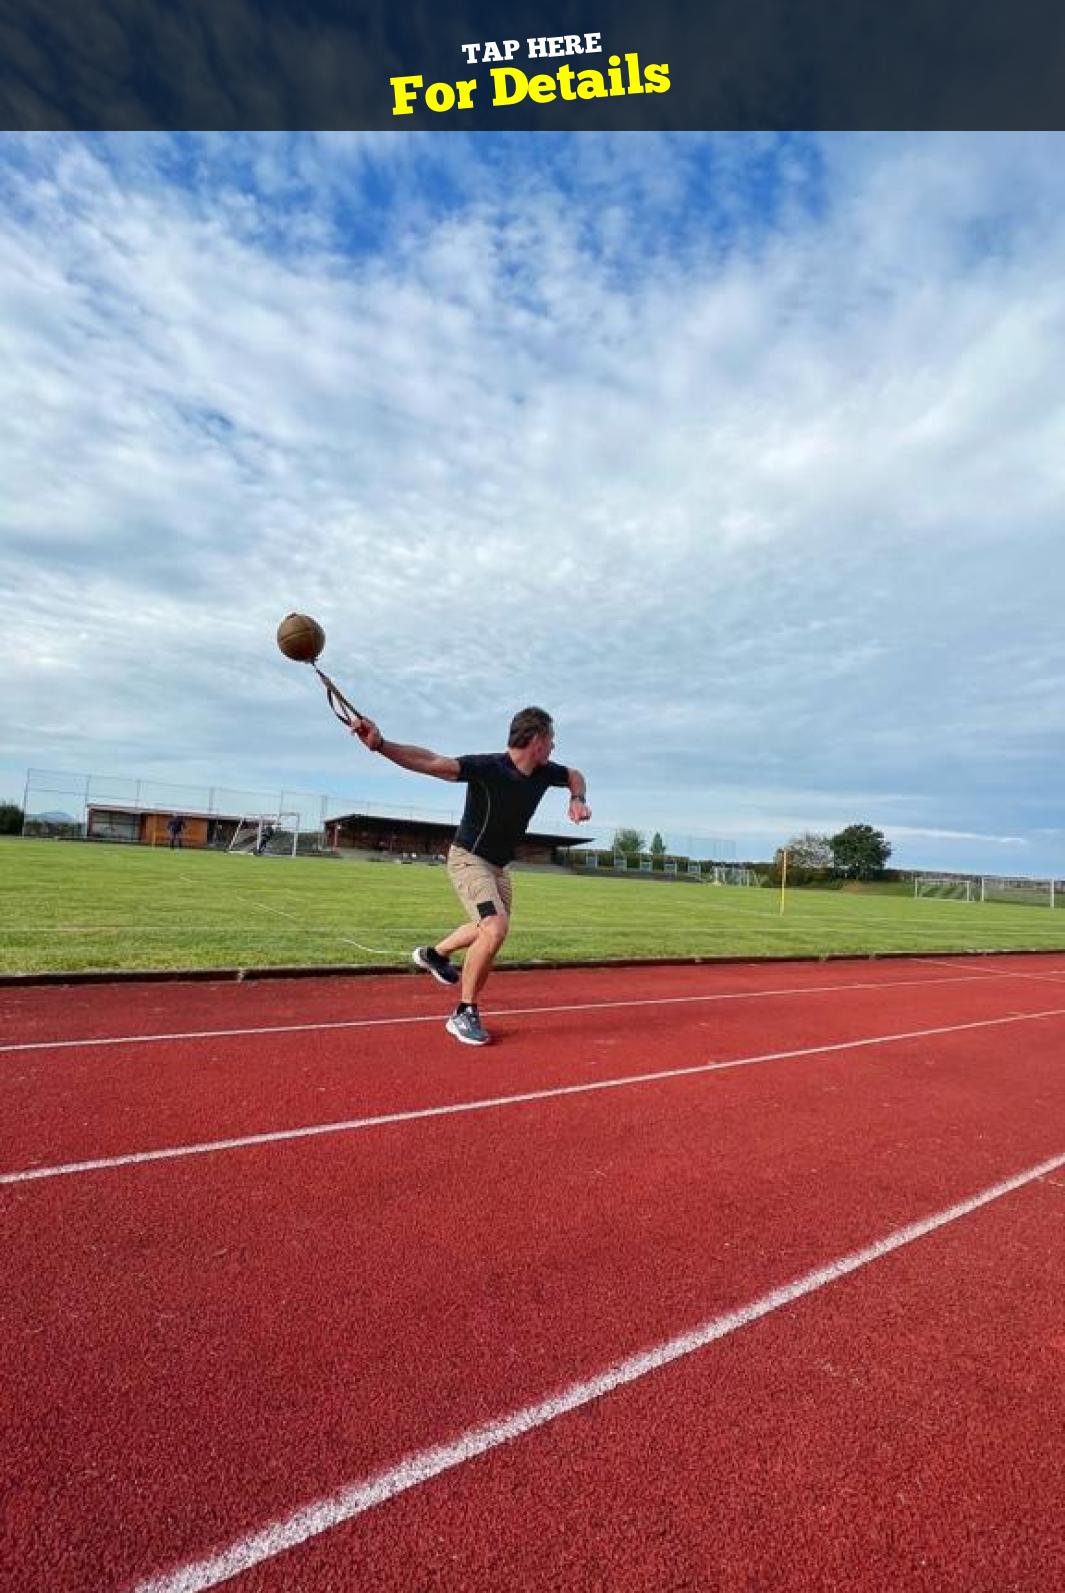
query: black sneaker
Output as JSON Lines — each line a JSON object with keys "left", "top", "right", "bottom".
{"left": 412, "top": 945, "right": 460, "bottom": 986}
{"left": 445, "top": 1005, "right": 491, "bottom": 1046}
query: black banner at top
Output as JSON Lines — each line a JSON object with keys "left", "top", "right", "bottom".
{"left": 2, "top": 0, "right": 1064, "bottom": 132}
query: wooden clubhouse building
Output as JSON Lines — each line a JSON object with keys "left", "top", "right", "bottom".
{"left": 80, "top": 802, "right": 592, "bottom": 865}
{"left": 85, "top": 802, "right": 245, "bottom": 849}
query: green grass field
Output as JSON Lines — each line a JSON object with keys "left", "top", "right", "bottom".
{"left": 3, "top": 837, "right": 1065, "bottom": 977}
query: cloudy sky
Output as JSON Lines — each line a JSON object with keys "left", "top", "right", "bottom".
{"left": 2, "top": 131, "right": 1064, "bottom": 872}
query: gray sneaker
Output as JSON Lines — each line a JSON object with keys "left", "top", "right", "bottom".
{"left": 446, "top": 1005, "right": 491, "bottom": 1046}
{"left": 412, "top": 945, "right": 460, "bottom": 986}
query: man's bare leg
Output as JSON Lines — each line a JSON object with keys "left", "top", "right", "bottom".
{"left": 435, "top": 921, "right": 479, "bottom": 959}
{"left": 458, "top": 918, "right": 508, "bottom": 1005}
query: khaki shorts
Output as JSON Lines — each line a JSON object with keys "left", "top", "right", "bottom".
{"left": 447, "top": 844, "right": 513, "bottom": 923}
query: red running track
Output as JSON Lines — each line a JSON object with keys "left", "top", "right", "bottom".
{"left": 2, "top": 955, "right": 1064, "bottom": 1591}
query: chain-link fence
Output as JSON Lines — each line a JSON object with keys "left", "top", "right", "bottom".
{"left": 19, "top": 767, "right": 464, "bottom": 850}
{"left": 18, "top": 766, "right": 749, "bottom": 870}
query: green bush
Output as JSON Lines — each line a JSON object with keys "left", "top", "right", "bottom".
{"left": 0, "top": 803, "right": 24, "bottom": 835}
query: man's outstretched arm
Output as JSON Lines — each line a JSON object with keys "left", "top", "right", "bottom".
{"left": 565, "top": 766, "right": 591, "bottom": 821}
{"left": 353, "top": 719, "right": 460, "bottom": 781}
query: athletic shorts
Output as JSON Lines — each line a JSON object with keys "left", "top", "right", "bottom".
{"left": 447, "top": 843, "right": 513, "bottom": 923}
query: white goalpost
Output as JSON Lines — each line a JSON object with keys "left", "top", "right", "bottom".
{"left": 978, "top": 875, "right": 1057, "bottom": 909}
{"left": 913, "top": 875, "right": 978, "bottom": 902}
{"left": 227, "top": 812, "right": 300, "bottom": 858}
{"left": 709, "top": 863, "right": 757, "bottom": 886}
{"left": 915, "top": 873, "right": 1057, "bottom": 908}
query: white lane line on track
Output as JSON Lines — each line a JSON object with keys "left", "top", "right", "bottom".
{"left": 129, "top": 1146, "right": 1065, "bottom": 1593}
{"left": 0, "top": 971, "right": 1022, "bottom": 1057}
{"left": 914, "top": 955, "right": 1065, "bottom": 987}
{"left": 6, "top": 1003, "right": 1065, "bottom": 1188}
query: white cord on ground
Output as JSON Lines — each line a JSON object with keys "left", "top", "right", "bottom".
{"left": 175, "top": 873, "right": 392, "bottom": 956}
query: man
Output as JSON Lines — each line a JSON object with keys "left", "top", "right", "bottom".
{"left": 166, "top": 814, "right": 186, "bottom": 850}
{"left": 353, "top": 706, "right": 591, "bottom": 1045}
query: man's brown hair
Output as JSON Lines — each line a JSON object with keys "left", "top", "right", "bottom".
{"left": 508, "top": 706, "right": 554, "bottom": 748}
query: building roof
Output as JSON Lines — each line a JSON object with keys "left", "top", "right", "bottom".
{"left": 86, "top": 801, "right": 246, "bottom": 821}
{"left": 326, "top": 810, "right": 592, "bottom": 848}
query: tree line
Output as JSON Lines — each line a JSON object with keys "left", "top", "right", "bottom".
{"left": 610, "top": 823, "right": 891, "bottom": 883}
{"left": 774, "top": 824, "right": 892, "bottom": 882}
{"left": 0, "top": 803, "right": 23, "bottom": 835}
{"left": 611, "top": 829, "right": 667, "bottom": 856}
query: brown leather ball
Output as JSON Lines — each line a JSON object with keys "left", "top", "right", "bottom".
{"left": 276, "top": 613, "right": 325, "bottom": 662}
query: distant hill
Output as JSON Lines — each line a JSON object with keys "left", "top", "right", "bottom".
{"left": 32, "top": 810, "right": 78, "bottom": 822}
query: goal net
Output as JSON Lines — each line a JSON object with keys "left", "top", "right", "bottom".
{"left": 979, "top": 875, "right": 1057, "bottom": 909}
{"left": 227, "top": 813, "right": 300, "bottom": 858}
{"left": 914, "top": 875, "right": 977, "bottom": 902}
{"left": 708, "top": 863, "right": 757, "bottom": 886}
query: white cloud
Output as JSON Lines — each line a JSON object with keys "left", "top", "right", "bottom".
{"left": 2, "top": 132, "right": 1065, "bottom": 874}
{"left": 886, "top": 827, "right": 1024, "bottom": 846}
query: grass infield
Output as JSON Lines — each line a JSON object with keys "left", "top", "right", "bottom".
{"left": 4, "top": 837, "right": 1065, "bottom": 978}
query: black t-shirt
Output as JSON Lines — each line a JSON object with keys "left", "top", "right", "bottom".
{"left": 453, "top": 752, "right": 570, "bottom": 867}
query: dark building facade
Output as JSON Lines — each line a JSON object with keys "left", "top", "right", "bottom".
{"left": 326, "top": 811, "right": 591, "bottom": 866}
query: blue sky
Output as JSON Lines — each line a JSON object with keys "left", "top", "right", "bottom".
{"left": 2, "top": 132, "right": 1064, "bottom": 873}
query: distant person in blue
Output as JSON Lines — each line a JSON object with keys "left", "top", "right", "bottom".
{"left": 353, "top": 706, "right": 591, "bottom": 1046}
{"left": 166, "top": 814, "right": 186, "bottom": 850}
{"left": 255, "top": 823, "right": 276, "bottom": 856}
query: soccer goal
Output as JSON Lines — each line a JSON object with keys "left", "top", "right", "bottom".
{"left": 979, "top": 875, "right": 1057, "bottom": 909}
{"left": 710, "top": 863, "right": 757, "bottom": 886}
{"left": 914, "top": 875, "right": 978, "bottom": 902}
{"left": 227, "top": 813, "right": 300, "bottom": 858}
